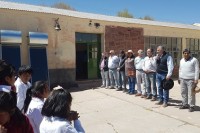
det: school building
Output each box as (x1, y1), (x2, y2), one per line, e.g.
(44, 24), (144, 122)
(0, 1), (200, 88)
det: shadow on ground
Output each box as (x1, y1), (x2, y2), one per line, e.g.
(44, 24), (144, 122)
(168, 98), (200, 112)
(69, 79), (102, 92)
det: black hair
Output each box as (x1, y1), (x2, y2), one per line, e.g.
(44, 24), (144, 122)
(18, 65), (33, 76)
(183, 49), (190, 54)
(0, 91), (26, 125)
(23, 81), (47, 113)
(129, 53), (135, 58)
(120, 50), (125, 54)
(41, 88), (72, 119)
(0, 60), (15, 85)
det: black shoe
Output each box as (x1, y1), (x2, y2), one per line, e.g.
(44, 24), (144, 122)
(189, 107), (194, 112)
(151, 96), (157, 101)
(179, 105), (189, 109)
(162, 102), (168, 107)
(145, 95), (152, 99)
(155, 101), (163, 105)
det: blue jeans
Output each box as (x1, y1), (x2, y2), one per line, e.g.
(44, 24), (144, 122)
(100, 70), (109, 87)
(156, 73), (169, 103)
(128, 76), (136, 93)
(109, 69), (119, 87)
(118, 71), (126, 88)
(145, 73), (157, 97)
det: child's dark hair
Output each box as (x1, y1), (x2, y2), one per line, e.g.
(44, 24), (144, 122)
(0, 91), (26, 125)
(41, 88), (72, 119)
(23, 81), (47, 113)
(0, 60), (15, 85)
(18, 65), (33, 76)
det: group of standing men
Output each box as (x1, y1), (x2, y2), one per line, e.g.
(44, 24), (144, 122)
(99, 46), (199, 112)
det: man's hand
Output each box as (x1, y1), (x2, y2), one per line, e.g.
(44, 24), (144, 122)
(194, 80), (198, 84)
(0, 125), (7, 133)
(166, 76), (171, 80)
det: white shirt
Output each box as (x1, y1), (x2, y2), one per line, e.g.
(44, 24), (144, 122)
(108, 55), (119, 69)
(143, 56), (157, 72)
(40, 116), (85, 133)
(15, 77), (32, 110)
(179, 57), (199, 80)
(165, 56), (174, 77)
(134, 56), (144, 70)
(26, 97), (44, 133)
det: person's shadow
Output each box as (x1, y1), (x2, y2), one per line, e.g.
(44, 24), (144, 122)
(168, 98), (200, 111)
(168, 98), (182, 107)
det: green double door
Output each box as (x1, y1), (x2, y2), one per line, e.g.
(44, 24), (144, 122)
(76, 33), (101, 80)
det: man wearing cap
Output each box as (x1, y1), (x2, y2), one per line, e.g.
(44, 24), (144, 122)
(135, 49), (146, 96)
(179, 49), (199, 112)
(156, 46), (174, 107)
(142, 48), (157, 100)
(108, 50), (120, 89)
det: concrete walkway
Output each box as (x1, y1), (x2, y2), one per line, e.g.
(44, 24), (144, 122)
(70, 80), (200, 133)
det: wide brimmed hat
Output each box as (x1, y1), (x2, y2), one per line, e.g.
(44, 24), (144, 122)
(127, 50), (133, 53)
(161, 79), (174, 90)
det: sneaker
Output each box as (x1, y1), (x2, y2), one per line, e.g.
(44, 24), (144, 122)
(135, 93), (142, 96)
(100, 85), (105, 88)
(155, 101), (163, 105)
(123, 88), (127, 92)
(129, 92), (135, 95)
(189, 107), (194, 112)
(116, 87), (122, 91)
(163, 102), (168, 107)
(141, 95), (147, 98)
(179, 105), (189, 109)
(109, 86), (115, 89)
(145, 95), (152, 99)
(151, 96), (157, 101)
(105, 87), (109, 89)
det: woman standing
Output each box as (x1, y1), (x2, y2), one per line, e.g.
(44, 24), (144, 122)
(125, 50), (136, 94)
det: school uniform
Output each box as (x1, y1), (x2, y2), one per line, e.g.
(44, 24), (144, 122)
(40, 116), (85, 133)
(26, 97), (44, 133)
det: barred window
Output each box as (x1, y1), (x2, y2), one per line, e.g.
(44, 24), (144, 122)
(186, 38), (200, 62)
(144, 36), (182, 65)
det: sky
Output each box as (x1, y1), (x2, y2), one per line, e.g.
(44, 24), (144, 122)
(7, 0), (200, 24)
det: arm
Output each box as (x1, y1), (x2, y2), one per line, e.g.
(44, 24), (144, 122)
(119, 58), (126, 69)
(179, 59), (182, 79)
(194, 58), (199, 83)
(142, 58), (146, 71)
(16, 85), (25, 110)
(166, 56), (174, 79)
(32, 107), (43, 132)
(74, 120), (85, 133)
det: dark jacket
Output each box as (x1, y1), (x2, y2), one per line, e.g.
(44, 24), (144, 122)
(156, 51), (169, 74)
(118, 55), (126, 71)
(99, 57), (109, 71)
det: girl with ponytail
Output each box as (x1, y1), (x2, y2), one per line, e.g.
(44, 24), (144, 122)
(23, 81), (50, 133)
